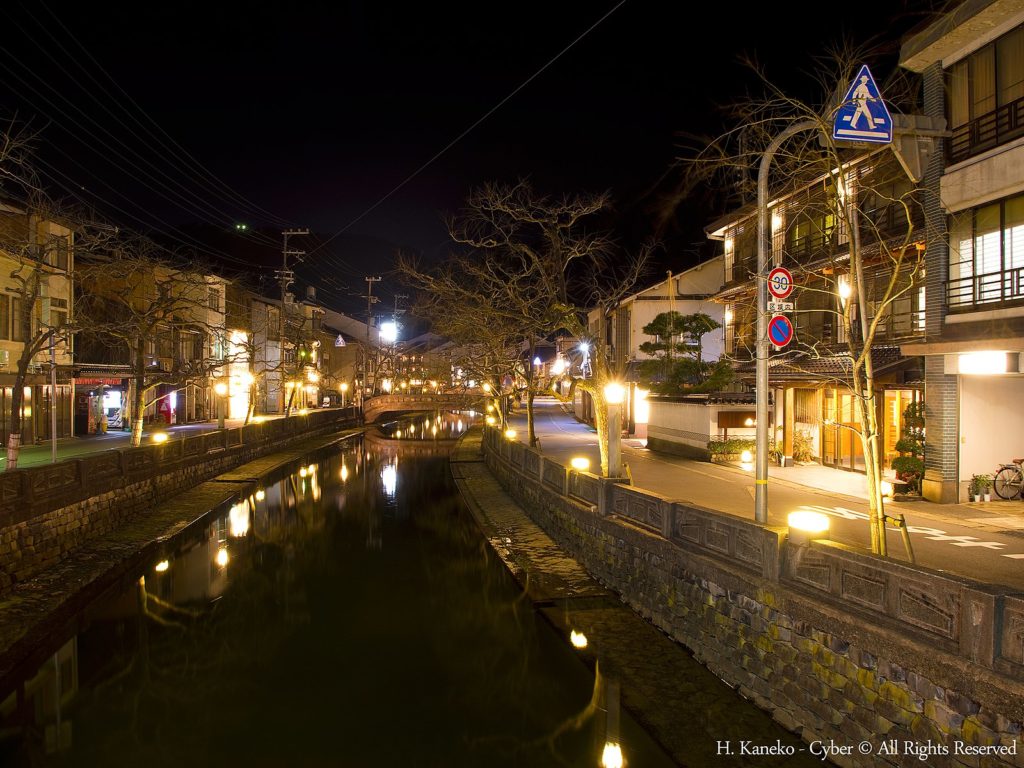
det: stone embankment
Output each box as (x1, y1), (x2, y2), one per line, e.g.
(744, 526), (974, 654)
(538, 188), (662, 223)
(0, 418), (362, 689)
(479, 426), (1024, 768)
(0, 409), (359, 594)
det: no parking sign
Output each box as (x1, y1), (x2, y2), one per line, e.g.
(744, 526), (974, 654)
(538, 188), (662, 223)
(768, 314), (794, 348)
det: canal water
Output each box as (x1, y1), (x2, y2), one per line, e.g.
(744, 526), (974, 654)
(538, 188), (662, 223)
(1, 412), (820, 767)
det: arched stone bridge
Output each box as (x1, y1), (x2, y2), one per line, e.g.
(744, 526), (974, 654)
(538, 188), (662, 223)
(362, 393), (485, 423)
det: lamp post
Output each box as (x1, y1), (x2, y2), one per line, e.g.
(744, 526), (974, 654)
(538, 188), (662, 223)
(604, 381), (625, 478)
(755, 119), (817, 524)
(340, 382), (348, 408)
(214, 381), (227, 430)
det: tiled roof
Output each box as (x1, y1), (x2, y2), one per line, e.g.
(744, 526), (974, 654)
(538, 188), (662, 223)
(734, 345), (911, 383)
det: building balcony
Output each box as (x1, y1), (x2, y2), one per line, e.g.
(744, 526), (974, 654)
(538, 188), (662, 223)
(949, 96), (1024, 165)
(947, 268), (1024, 312)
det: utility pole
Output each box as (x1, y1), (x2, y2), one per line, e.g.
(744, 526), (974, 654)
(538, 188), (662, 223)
(364, 276), (381, 395)
(392, 293), (407, 326)
(280, 229), (308, 415)
(279, 229), (309, 305)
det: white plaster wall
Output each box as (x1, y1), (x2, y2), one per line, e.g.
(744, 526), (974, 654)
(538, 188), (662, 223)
(959, 374), (1024, 484)
(941, 139), (1024, 212)
(625, 256), (726, 362)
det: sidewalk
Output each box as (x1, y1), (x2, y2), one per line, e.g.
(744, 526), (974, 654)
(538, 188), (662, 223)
(0, 416), (283, 470)
(516, 396), (1019, 528)
(506, 397), (1024, 590)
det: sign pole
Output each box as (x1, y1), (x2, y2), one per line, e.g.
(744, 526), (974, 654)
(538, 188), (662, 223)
(756, 119), (817, 524)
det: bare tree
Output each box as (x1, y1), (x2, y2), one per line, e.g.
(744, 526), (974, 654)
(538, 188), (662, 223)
(402, 180), (651, 475)
(678, 49), (927, 555)
(0, 197), (93, 468)
(77, 236), (228, 447)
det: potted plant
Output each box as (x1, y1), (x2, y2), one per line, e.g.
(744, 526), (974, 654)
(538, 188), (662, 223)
(969, 473), (993, 502)
(979, 473), (993, 502)
(892, 402), (925, 495)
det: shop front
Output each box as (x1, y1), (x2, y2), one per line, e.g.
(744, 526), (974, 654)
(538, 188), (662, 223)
(74, 376), (128, 434)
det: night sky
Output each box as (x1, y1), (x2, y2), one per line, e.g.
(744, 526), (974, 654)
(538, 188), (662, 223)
(0, 0), (942, 316)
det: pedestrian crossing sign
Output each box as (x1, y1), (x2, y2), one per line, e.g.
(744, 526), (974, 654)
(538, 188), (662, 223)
(832, 64), (893, 144)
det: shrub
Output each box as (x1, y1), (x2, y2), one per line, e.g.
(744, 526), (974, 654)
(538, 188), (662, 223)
(792, 429), (814, 463)
(707, 438), (755, 456)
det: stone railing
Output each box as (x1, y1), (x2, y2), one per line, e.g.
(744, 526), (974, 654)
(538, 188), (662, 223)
(0, 407), (360, 592)
(480, 426), (1024, 766)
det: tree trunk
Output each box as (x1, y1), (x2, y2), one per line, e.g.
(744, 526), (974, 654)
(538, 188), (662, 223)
(5, 432), (21, 470)
(131, 373), (145, 448)
(5, 374), (26, 470)
(527, 339), (538, 447)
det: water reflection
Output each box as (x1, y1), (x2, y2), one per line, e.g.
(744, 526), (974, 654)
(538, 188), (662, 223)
(2, 409), (680, 766)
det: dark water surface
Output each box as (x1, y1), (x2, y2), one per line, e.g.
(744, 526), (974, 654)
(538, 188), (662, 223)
(1, 414), (680, 767)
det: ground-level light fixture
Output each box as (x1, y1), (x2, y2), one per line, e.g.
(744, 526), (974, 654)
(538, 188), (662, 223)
(151, 432), (169, 444)
(881, 480), (894, 499)
(485, 415), (496, 426)
(154, 560), (170, 573)
(215, 547), (229, 567)
(570, 457), (590, 472)
(601, 742), (623, 768)
(569, 630), (588, 649)
(740, 450), (753, 471)
(504, 429), (517, 440)
(787, 510), (830, 545)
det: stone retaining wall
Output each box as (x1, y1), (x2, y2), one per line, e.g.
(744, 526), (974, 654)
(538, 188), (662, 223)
(0, 409), (358, 593)
(481, 427), (1024, 768)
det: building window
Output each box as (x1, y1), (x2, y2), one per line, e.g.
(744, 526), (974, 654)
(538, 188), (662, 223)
(948, 24), (1024, 162)
(948, 192), (1024, 307)
(267, 306), (280, 341)
(208, 287), (221, 312)
(0, 296), (8, 341)
(47, 235), (70, 271)
(10, 298), (24, 342)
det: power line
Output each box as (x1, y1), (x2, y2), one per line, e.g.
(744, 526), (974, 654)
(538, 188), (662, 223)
(306, 0), (630, 263)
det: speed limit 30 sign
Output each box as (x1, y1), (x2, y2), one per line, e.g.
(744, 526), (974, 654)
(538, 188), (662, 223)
(767, 267), (794, 300)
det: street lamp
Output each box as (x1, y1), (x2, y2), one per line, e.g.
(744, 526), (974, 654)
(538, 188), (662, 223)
(755, 118), (817, 524)
(214, 381), (227, 430)
(604, 382), (625, 478)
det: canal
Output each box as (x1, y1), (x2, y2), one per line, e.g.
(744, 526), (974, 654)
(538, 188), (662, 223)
(1, 412), (820, 767)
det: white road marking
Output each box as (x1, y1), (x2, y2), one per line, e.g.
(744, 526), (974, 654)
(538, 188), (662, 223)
(793, 505), (1018, 553)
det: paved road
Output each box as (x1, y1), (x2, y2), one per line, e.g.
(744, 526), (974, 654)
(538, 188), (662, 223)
(509, 397), (1024, 592)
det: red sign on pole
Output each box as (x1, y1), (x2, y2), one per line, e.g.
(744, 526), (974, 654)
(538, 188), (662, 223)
(767, 267), (794, 300)
(768, 314), (794, 348)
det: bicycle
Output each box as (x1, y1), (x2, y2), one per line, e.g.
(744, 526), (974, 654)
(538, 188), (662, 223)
(994, 459), (1024, 499)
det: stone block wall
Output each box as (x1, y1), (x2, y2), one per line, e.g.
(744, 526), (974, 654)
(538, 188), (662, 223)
(480, 427), (1024, 767)
(0, 408), (358, 593)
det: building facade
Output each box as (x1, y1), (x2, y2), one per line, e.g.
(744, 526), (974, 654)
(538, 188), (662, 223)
(0, 203), (74, 444)
(708, 148), (927, 471)
(900, 0), (1024, 501)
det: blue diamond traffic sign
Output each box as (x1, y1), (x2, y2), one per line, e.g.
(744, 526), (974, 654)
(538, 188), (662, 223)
(833, 65), (892, 144)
